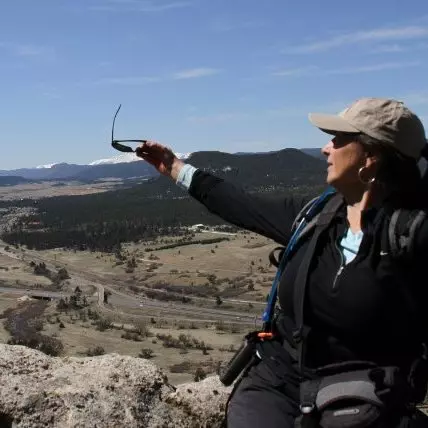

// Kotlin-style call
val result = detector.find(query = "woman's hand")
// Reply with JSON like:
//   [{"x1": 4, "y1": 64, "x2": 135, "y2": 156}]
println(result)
[{"x1": 136, "y1": 141, "x2": 185, "y2": 181}]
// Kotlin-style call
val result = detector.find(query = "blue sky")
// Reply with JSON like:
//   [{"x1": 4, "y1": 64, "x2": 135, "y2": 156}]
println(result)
[{"x1": 1, "y1": 0, "x2": 428, "y2": 169}]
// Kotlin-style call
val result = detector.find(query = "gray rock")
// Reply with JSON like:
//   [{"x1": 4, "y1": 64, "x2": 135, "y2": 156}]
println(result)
[{"x1": 0, "y1": 344, "x2": 231, "y2": 427}]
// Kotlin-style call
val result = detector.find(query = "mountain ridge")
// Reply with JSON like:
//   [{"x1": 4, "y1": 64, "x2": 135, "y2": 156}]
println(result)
[{"x1": 0, "y1": 148, "x2": 324, "y2": 183}]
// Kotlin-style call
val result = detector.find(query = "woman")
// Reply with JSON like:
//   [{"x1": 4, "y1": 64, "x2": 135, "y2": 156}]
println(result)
[{"x1": 136, "y1": 98, "x2": 428, "y2": 427}]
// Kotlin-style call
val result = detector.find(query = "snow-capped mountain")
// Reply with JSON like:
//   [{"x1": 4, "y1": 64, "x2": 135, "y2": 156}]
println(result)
[
  {"x1": 88, "y1": 153, "x2": 140, "y2": 166},
  {"x1": 36, "y1": 163, "x2": 59, "y2": 169},
  {"x1": 0, "y1": 152, "x2": 192, "y2": 181},
  {"x1": 88, "y1": 152, "x2": 191, "y2": 166}
]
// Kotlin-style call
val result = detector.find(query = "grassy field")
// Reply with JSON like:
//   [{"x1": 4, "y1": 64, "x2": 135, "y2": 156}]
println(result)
[
  {"x1": 0, "y1": 181, "x2": 121, "y2": 201},
  {"x1": 0, "y1": 253, "x2": 52, "y2": 288},
  {"x1": 0, "y1": 229, "x2": 280, "y2": 384},
  {"x1": 37, "y1": 231, "x2": 278, "y2": 302},
  {"x1": 0, "y1": 295, "x2": 245, "y2": 384}
]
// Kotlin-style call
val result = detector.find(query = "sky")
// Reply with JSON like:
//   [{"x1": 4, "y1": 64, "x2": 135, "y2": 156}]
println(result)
[{"x1": 1, "y1": 0, "x2": 428, "y2": 169}]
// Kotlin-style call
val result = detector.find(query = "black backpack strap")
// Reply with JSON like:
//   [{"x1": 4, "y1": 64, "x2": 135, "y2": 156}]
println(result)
[
  {"x1": 291, "y1": 196, "x2": 319, "y2": 233},
  {"x1": 293, "y1": 194, "x2": 344, "y2": 371},
  {"x1": 269, "y1": 197, "x2": 324, "y2": 268},
  {"x1": 262, "y1": 188, "x2": 336, "y2": 329},
  {"x1": 388, "y1": 209, "x2": 427, "y2": 258}
]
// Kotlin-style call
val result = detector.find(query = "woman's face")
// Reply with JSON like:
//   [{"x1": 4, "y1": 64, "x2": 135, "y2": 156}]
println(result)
[{"x1": 321, "y1": 134, "x2": 371, "y2": 190}]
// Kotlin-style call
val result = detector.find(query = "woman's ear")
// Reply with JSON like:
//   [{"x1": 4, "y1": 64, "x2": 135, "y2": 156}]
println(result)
[{"x1": 363, "y1": 149, "x2": 381, "y2": 178}]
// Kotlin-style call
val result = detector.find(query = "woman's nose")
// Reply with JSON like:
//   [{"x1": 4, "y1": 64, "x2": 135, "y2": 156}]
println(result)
[{"x1": 321, "y1": 140, "x2": 333, "y2": 157}]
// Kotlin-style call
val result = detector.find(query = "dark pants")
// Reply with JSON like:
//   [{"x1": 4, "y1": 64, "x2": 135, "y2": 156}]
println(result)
[
  {"x1": 226, "y1": 339, "x2": 301, "y2": 428},
  {"x1": 225, "y1": 339, "x2": 428, "y2": 428}
]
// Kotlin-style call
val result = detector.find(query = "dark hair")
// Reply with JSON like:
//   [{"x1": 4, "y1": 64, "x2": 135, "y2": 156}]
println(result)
[{"x1": 356, "y1": 133, "x2": 428, "y2": 208}]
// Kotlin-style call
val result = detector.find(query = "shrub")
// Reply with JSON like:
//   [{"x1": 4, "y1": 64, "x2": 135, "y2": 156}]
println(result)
[
  {"x1": 155, "y1": 333, "x2": 213, "y2": 351},
  {"x1": 1, "y1": 301, "x2": 63, "y2": 356},
  {"x1": 31, "y1": 319, "x2": 44, "y2": 332},
  {"x1": 134, "y1": 321, "x2": 151, "y2": 337},
  {"x1": 139, "y1": 348, "x2": 154, "y2": 359},
  {"x1": 85, "y1": 346, "x2": 105, "y2": 356},
  {"x1": 95, "y1": 317, "x2": 112, "y2": 331},
  {"x1": 169, "y1": 361, "x2": 192, "y2": 373},
  {"x1": 56, "y1": 298, "x2": 68, "y2": 311},
  {"x1": 194, "y1": 367, "x2": 206, "y2": 382},
  {"x1": 121, "y1": 332, "x2": 142, "y2": 341},
  {"x1": 38, "y1": 336, "x2": 64, "y2": 356},
  {"x1": 56, "y1": 267, "x2": 70, "y2": 281},
  {"x1": 7, "y1": 334, "x2": 63, "y2": 357},
  {"x1": 33, "y1": 262, "x2": 50, "y2": 276},
  {"x1": 87, "y1": 309, "x2": 100, "y2": 320}
]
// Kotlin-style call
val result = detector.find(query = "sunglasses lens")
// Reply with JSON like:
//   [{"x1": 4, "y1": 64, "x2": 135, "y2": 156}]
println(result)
[{"x1": 112, "y1": 142, "x2": 135, "y2": 153}]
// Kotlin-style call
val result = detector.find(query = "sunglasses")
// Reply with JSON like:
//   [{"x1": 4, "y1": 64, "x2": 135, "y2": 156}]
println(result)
[{"x1": 111, "y1": 104, "x2": 147, "y2": 153}]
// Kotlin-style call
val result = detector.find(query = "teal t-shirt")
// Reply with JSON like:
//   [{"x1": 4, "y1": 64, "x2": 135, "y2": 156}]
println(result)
[{"x1": 340, "y1": 227, "x2": 363, "y2": 264}]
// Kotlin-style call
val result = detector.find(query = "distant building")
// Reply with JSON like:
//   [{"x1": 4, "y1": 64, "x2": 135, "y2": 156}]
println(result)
[{"x1": 189, "y1": 224, "x2": 207, "y2": 232}]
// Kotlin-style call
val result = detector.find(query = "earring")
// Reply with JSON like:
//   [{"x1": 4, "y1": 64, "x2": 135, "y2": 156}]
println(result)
[{"x1": 358, "y1": 167, "x2": 376, "y2": 185}]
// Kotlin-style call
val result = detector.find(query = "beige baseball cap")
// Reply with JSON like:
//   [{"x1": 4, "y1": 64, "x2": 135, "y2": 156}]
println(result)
[{"x1": 309, "y1": 98, "x2": 427, "y2": 160}]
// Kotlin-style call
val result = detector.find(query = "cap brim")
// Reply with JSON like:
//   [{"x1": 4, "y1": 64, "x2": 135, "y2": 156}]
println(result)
[{"x1": 309, "y1": 113, "x2": 360, "y2": 135}]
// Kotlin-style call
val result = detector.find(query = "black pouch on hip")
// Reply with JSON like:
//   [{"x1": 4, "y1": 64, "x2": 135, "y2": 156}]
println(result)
[{"x1": 296, "y1": 361, "x2": 408, "y2": 428}]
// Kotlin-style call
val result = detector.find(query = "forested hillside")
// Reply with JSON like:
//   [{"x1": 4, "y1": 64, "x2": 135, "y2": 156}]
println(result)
[{"x1": 1, "y1": 149, "x2": 328, "y2": 252}]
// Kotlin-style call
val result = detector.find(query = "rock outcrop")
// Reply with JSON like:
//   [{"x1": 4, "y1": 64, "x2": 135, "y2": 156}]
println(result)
[{"x1": 0, "y1": 344, "x2": 231, "y2": 427}]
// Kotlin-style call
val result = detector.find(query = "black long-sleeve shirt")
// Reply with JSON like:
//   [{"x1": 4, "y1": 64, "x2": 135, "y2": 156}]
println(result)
[{"x1": 189, "y1": 170, "x2": 428, "y2": 370}]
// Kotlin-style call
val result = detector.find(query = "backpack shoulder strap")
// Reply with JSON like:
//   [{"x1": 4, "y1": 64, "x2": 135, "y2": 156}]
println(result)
[
  {"x1": 296, "y1": 192, "x2": 343, "y2": 244},
  {"x1": 293, "y1": 193, "x2": 344, "y2": 369},
  {"x1": 388, "y1": 209, "x2": 427, "y2": 258},
  {"x1": 291, "y1": 196, "x2": 319, "y2": 232},
  {"x1": 268, "y1": 190, "x2": 338, "y2": 267},
  {"x1": 262, "y1": 188, "x2": 337, "y2": 328}
]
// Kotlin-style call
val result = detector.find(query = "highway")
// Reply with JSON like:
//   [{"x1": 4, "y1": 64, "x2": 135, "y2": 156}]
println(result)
[
  {"x1": 0, "y1": 244, "x2": 264, "y2": 325},
  {"x1": 0, "y1": 286, "x2": 70, "y2": 300}
]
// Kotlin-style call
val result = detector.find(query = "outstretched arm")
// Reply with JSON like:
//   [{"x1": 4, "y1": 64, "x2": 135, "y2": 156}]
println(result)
[
  {"x1": 188, "y1": 170, "x2": 306, "y2": 245},
  {"x1": 136, "y1": 141, "x2": 307, "y2": 245}
]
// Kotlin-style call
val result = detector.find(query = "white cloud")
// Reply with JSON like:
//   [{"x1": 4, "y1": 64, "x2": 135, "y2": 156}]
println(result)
[
  {"x1": 368, "y1": 44, "x2": 405, "y2": 53},
  {"x1": 325, "y1": 61, "x2": 420, "y2": 75},
  {"x1": 89, "y1": 67, "x2": 220, "y2": 86},
  {"x1": 0, "y1": 42, "x2": 53, "y2": 58},
  {"x1": 93, "y1": 76, "x2": 161, "y2": 85},
  {"x1": 91, "y1": 0, "x2": 192, "y2": 12},
  {"x1": 282, "y1": 25, "x2": 428, "y2": 54},
  {"x1": 272, "y1": 66, "x2": 319, "y2": 77},
  {"x1": 273, "y1": 61, "x2": 420, "y2": 78},
  {"x1": 172, "y1": 68, "x2": 221, "y2": 80},
  {"x1": 138, "y1": 1, "x2": 191, "y2": 12},
  {"x1": 368, "y1": 42, "x2": 428, "y2": 54}
]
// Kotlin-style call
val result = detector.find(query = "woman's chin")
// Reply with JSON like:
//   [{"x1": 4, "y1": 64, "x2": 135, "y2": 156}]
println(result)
[{"x1": 325, "y1": 173, "x2": 335, "y2": 186}]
